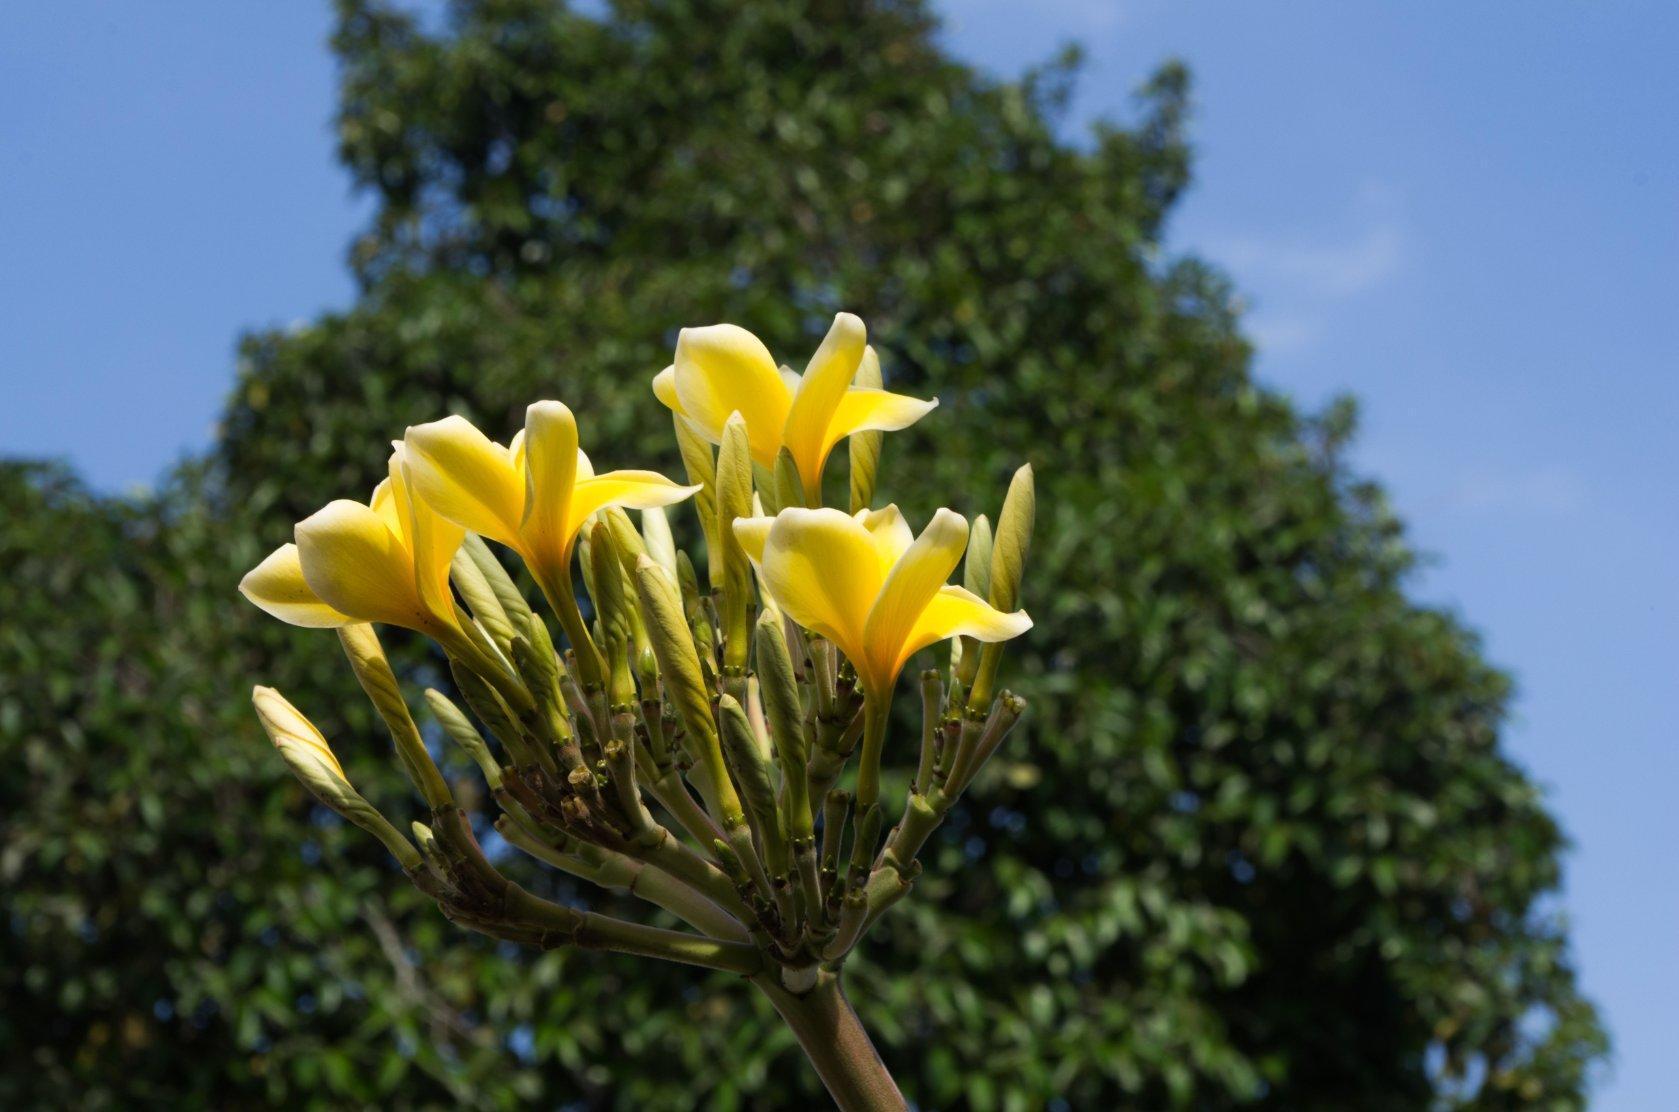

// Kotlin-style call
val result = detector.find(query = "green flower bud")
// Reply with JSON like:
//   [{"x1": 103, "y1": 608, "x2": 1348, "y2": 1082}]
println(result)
[
  {"x1": 252, "y1": 686, "x2": 419, "y2": 870},
  {"x1": 755, "y1": 610, "x2": 810, "y2": 835},
  {"x1": 460, "y1": 533, "x2": 532, "y2": 623},
  {"x1": 450, "y1": 545, "x2": 516, "y2": 653},
  {"x1": 641, "y1": 506, "x2": 678, "y2": 577},
  {"x1": 989, "y1": 463, "x2": 1034, "y2": 613},
  {"x1": 715, "y1": 412, "x2": 755, "y2": 672},
  {"x1": 719, "y1": 694, "x2": 786, "y2": 873},
  {"x1": 425, "y1": 688, "x2": 502, "y2": 790}
]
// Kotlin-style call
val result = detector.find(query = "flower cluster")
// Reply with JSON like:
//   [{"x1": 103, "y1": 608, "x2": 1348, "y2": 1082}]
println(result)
[{"x1": 240, "y1": 313, "x2": 1033, "y2": 1102}]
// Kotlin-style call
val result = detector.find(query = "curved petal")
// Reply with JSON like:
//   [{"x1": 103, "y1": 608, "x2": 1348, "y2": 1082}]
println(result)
[
  {"x1": 239, "y1": 542, "x2": 355, "y2": 628},
  {"x1": 863, "y1": 508, "x2": 968, "y2": 690},
  {"x1": 855, "y1": 504, "x2": 914, "y2": 576},
  {"x1": 651, "y1": 365, "x2": 686, "y2": 416},
  {"x1": 673, "y1": 324, "x2": 793, "y2": 462},
  {"x1": 403, "y1": 415, "x2": 524, "y2": 545},
  {"x1": 295, "y1": 499, "x2": 431, "y2": 630},
  {"x1": 396, "y1": 446, "x2": 465, "y2": 625},
  {"x1": 519, "y1": 400, "x2": 580, "y2": 566},
  {"x1": 783, "y1": 312, "x2": 867, "y2": 492},
  {"x1": 896, "y1": 585, "x2": 1032, "y2": 674},
  {"x1": 759, "y1": 507, "x2": 883, "y2": 670},
  {"x1": 566, "y1": 471, "x2": 700, "y2": 538},
  {"x1": 369, "y1": 478, "x2": 404, "y2": 540},
  {"x1": 826, "y1": 388, "x2": 939, "y2": 451},
  {"x1": 731, "y1": 516, "x2": 774, "y2": 565}
]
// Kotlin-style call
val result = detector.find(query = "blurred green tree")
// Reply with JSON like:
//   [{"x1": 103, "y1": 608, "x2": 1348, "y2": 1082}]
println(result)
[{"x1": 0, "y1": 0, "x2": 1605, "y2": 1107}]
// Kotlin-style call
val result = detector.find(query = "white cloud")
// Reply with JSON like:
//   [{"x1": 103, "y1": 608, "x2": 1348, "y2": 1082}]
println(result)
[
  {"x1": 1449, "y1": 465, "x2": 1589, "y2": 517},
  {"x1": 1242, "y1": 314, "x2": 1321, "y2": 355},
  {"x1": 941, "y1": 0, "x2": 1142, "y2": 38},
  {"x1": 1205, "y1": 221, "x2": 1405, "y2": 300}
]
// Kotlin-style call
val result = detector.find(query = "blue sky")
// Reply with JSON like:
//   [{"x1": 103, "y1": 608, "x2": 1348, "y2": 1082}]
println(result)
[{"x1": 3, "y1": 3, "x2": 1674, "y2": 1106}]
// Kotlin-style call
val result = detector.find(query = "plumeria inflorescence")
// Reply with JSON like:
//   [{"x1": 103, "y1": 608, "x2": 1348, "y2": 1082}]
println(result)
[{"x1": 239, "y1": 312, "x2": 1033, "y2": 1109}]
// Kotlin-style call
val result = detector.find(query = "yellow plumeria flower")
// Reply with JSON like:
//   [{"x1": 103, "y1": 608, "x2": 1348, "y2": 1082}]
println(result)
[
  {"x1": 731, "y1": 504, "x2": 1031, "y2": 698},
  {"x1": 240, "y1": 444, "x2": 464, "y2": 639},
  {"x1": 402, "y1": 401, "x2": 699, "y2": 585},
  {"x1": 652, "y1": 313, "x2": 938, "y2": 501}
]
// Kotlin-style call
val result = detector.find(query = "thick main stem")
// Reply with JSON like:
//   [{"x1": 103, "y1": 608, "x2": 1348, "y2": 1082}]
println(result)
[{"x1": 755, "y1": 973, "x2": 905, "y2": 1112}]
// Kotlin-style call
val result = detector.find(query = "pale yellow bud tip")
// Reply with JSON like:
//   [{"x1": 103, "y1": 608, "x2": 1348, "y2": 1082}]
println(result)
[{"x1": 252, "y1": 685, "x2": 348, "y2": 782}]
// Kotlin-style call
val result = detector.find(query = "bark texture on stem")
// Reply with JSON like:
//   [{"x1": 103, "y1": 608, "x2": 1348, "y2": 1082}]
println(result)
[{"x1": 755, "y1": 973, "x2": 905, "y2": 1111}]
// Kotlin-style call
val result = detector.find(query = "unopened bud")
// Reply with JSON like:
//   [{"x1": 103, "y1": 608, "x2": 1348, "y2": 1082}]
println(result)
[
  {"x1": 773, "y1": 445, "x2": 804, "y2": 512},
  {"x1": 989, "y1": 463, "x2": 1034, "y2": 613},
  {"x1": 754, "y1": 611, "x2": 810, "y2": 833},
  {"x1": 633, "y1": 557, "x2": 716, "y2": 754},
  {"x1": 715, "y1": 413, "x2": 755, "y2": 670},
  {"x1": 252, "y1": 686, "x2": 419, "y2": 870},
  {"x1": 719, "y1": 694, "x2": 785, "y2": 872},
  {"x1": 461, "y1": 533, "x2": 532, "y2": 623},
  {"x1": 641, "y1": 506, "x2": 678, "y2": 577},
  {"x1": 425, "y1": 688, "x2": 502, "y2": 789},
  {"x1": 674, "y1": 413, "x2": 721, "y2": 558},
  {"x1": 450, "y1": 546, "x2": 516, "y2": 652}
]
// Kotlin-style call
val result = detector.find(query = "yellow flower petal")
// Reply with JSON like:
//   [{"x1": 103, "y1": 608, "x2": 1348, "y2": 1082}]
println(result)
[
  {"x1": 395, "y1": 446, "x2": 465, "y2": 625},
  {"x1": 403, "y1": 415, "x2": 525, "y2": 546},
  {"x1": 897, "y1": 585, "x2": 1032, "y2": 671},
  {"x1": 863, "y1": 508, "x2": 968, "y2": 690},
  {"x1": 566, "y1": 472, "x2": 701, "y2": 538},
  {"x1": 239, "y1": 542, "x2": 355, "y2": 628},
  {"x1": 759, "y1": 508, "x2": 884, "y2": 662},
  {"x1": 370, "y1": 478, "x2": 404, "y2": 539},
  {"x1": 295, "y1": 499, "x2": 433, "y2": 631},
  {"x1": 827, "y1": 387, "x2": 939, "y2": 446},
  {"x1": 855, "y1": 504, "x2": 913, "y2": 575},
  {"x1": 651, "y1": 365, "x2": 685, "y2": 416},
  {"x1": 519, "y1": 400, "x2": 580, "y2": 566},
  {"x1": 731, "y1": 515, "x2": 774, "y2": 564},
  {"x1": 782, "y1": 312, "x2": 867, "y2": 493},
  {"x1": 673, "y1": 324, "x2": 793, "y2": 463}
]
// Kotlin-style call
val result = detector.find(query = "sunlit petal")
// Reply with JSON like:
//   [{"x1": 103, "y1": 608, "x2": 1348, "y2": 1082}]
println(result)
[
  {"x1": 863, "y1": 508, "x2": 968, "y2": 688},
  {"x1": 897, "y1": 585, "x2": 1032, "y2": 673},
  {"x1": 296, "y1": 499, "x2": 432, "y2": 630},
  {"x1": 567, "y1": 472, "x2": 701, "y2": 538},
  {"x1": 827, "y1": 388, "x2": 938, "y2": 447},
  {"x1": 731, "y1": 515, "x2": 774, "y2": 565},
  {"x1": 403, "y1": 415, "x2": 524, "y2": 545},
  {"x1": 782, "y1": 312, "x2": 867, "y2": 491},
  {"x1": 854, "y1": 504, "x2": 914, "y2": 575},
  {"x1": 239, "y1": 542, "x2": 355, "y2": 628},
  {"x1": 651, "y1": 365, "x2": 686, "y2": 416},
  {"x1": 673, "y1": 324, "x2": 793, "y2": 462},
  {"x1": 759, "y1": 507, "x2": 883, "y2": 666},
  {"x1": 370, "y1": 479, "x2": 404, "y2": 540},
  {"x1": 395, "y1": 445, "x2": 465, "y2": 624},
  {"x1": 520, "y1": 400, "x2": 580, "y2": 564}
]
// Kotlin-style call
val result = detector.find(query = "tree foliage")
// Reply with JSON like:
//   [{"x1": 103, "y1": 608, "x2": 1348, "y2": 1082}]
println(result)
[{"x1": 1, "y1": 1, "x2": 1604, "y2": 1107}]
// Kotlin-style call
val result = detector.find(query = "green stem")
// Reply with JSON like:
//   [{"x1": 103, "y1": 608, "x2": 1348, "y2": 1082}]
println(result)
[
  {"x1": 534, "y1": 560, "x2": 608, "y2": 693},
  {"x1": 511, "y1": 888, "x2": 763, "y2": 974},
  {"x1": 755, "y1": 973, "x2": 905, "y2": 1112},
  {"x1": 852, "y1": 693, "x2": 892, "y2": 812}
]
